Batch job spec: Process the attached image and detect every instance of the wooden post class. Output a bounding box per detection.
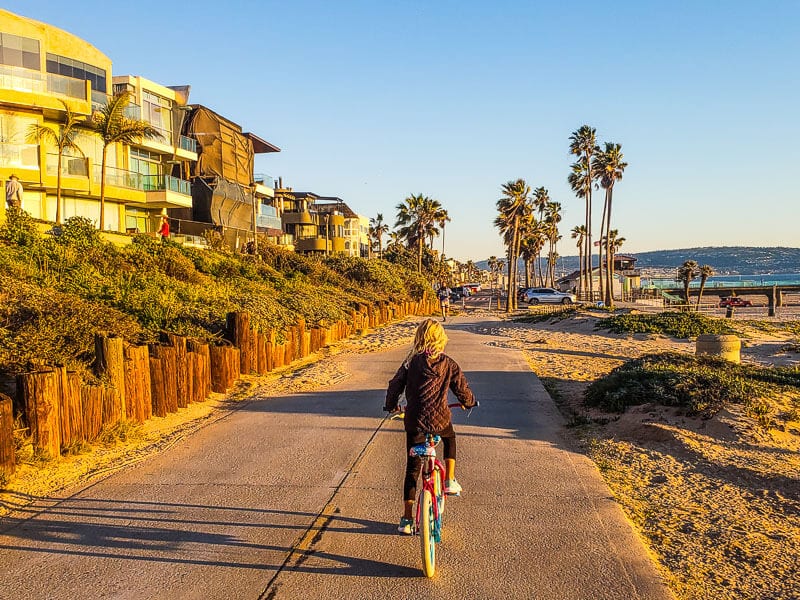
[94,333,126,421]
[80,384,103,440]
[19,370,61,459]
[187,340,211,401]
[210,344,239,393]
[0,393,15,477]
[102,387,122,428]
[58,367,84,447]
[255,332,267,374]
[150,344,178,413]
[162,334,189,408]
[296,319,306,358]
[226,311,252,375]
[265,330,275,372]
[149,356,167,417]
[124,345,152,423]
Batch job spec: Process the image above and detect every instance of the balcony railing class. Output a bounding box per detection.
[46,153,88,177]
[0,143,39,169]
[0,65,88,101]
[93,164,141,190]
[254,173,274,188]
[179,135,197,153]
[142,174,191,196]
[257,214,282,230]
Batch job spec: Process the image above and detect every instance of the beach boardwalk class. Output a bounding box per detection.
[0,314,673,600]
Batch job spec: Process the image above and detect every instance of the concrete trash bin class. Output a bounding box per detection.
[696,334,741,363]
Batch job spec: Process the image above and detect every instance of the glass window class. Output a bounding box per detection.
[0,33,40,69]
[45,53,106,92]
[142,90,171,139]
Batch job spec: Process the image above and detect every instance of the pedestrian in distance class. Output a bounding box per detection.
[384,319,477,534]
[5,174,23,210]
[436,283,451,322]
[158,215,170,241]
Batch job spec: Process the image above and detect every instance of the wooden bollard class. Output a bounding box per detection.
[58,367,84,447]
[226,311,252,375]
[210,345,240,392]
[284,333,293,366]
[187,340,211,401]
[162,334,189,408]
[81,384,103,440]
[0,393,16,476]
[150,344,178,413]
[124,345,152,423]
[255,332,267,374]
[296,319,306,359]
[266,331,275,372]
[19,370,61,459]
[101,386,122,428]
[273,343,285,369]
[302,332,311,357]
[149,357,168,417]
[94,333,126,423]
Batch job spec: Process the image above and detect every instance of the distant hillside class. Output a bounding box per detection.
[475,247,800,275]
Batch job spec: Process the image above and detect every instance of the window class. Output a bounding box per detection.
[0,33,40,70]
[125,208,150,233]
[142,90,171,139]
[45,53,106,92]
[130,148,161,190]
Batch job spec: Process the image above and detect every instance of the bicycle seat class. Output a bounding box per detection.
[409,444,436,457]
[409,435,441,457]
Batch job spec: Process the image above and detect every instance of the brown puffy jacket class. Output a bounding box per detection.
[385,352,476,433]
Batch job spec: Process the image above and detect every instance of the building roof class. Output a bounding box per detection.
[245,132,281,153]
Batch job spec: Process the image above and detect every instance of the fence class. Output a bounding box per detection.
[0,298,437,476]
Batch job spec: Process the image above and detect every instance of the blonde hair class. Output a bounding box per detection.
[404,319,448,366]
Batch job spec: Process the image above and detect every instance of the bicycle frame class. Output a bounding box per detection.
[413,435,446,539]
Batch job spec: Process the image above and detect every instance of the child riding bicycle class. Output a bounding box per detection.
[384,319,477,534]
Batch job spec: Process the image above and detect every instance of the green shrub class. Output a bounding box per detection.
[596,311,733,338]
[585,352,800,417]
[0,208,39,247]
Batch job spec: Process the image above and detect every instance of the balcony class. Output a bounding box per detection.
[254,173,274,188]
[0,65,88,101]
[257,214,283,231]
[282,211,315,225]
[46,153,89,177]
[179,135,197,153]
[142,174,193,209]
[295,237,329,253]
[93,164,142,190]
[0,143,39,170]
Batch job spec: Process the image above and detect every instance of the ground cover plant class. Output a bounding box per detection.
[585,352,800,421]
[595,311,734,338]
[0,211,429,386]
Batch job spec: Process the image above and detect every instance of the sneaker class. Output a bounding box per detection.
[444,479,462,496]
[397,517,414,535]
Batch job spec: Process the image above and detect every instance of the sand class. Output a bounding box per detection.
[2,304,798,600]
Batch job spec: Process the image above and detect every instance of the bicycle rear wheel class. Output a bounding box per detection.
[419,490,436,577]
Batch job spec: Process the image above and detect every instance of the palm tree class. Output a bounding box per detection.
[495,179,531,312]
[696,264,715,309]
[678,260,699,306]
[487,256,499,292]
[90,91,162,230]
[369,213,390,259]
[571,225,586,295]
[594,142,628,307]
[437,209,451,260]
[531,187,550,286]
[606,229,626,304]
[569,126,599,299]
[544,201,562,286]
[395,194,430,272]
[26,100,84,225]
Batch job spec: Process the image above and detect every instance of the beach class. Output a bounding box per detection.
[2,304,798,600]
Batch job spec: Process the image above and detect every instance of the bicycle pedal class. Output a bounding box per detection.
[445,491,461,497]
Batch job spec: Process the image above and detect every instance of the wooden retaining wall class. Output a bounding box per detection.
[8,298,437,461]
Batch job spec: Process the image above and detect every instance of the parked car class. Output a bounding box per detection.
[522,287,577,305]
[465,283,481,294]
[719,296,752,308]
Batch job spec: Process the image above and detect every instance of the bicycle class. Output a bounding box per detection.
[392,401,478,577]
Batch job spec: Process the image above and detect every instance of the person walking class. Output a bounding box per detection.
[5,174,23,210]
[158,215,170,241]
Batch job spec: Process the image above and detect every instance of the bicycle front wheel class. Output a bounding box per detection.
[419,489,436,578]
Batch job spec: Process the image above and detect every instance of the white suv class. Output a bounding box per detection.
[522,287,576,305]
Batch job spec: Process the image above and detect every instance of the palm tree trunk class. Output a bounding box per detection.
[56,151,63,225]
[417,234,423,273]
[598,191,607,303]
[605,192,614,307]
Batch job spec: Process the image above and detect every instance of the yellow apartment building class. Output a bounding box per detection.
[0,9,196,235]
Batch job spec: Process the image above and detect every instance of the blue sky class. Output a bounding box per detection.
[7,1,799,261]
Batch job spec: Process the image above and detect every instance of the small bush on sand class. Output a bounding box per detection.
[596,312,733,338]
[585,352,800,418]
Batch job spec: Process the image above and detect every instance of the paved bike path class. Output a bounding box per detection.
[0,314,674,599]
[264,317,674,600]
